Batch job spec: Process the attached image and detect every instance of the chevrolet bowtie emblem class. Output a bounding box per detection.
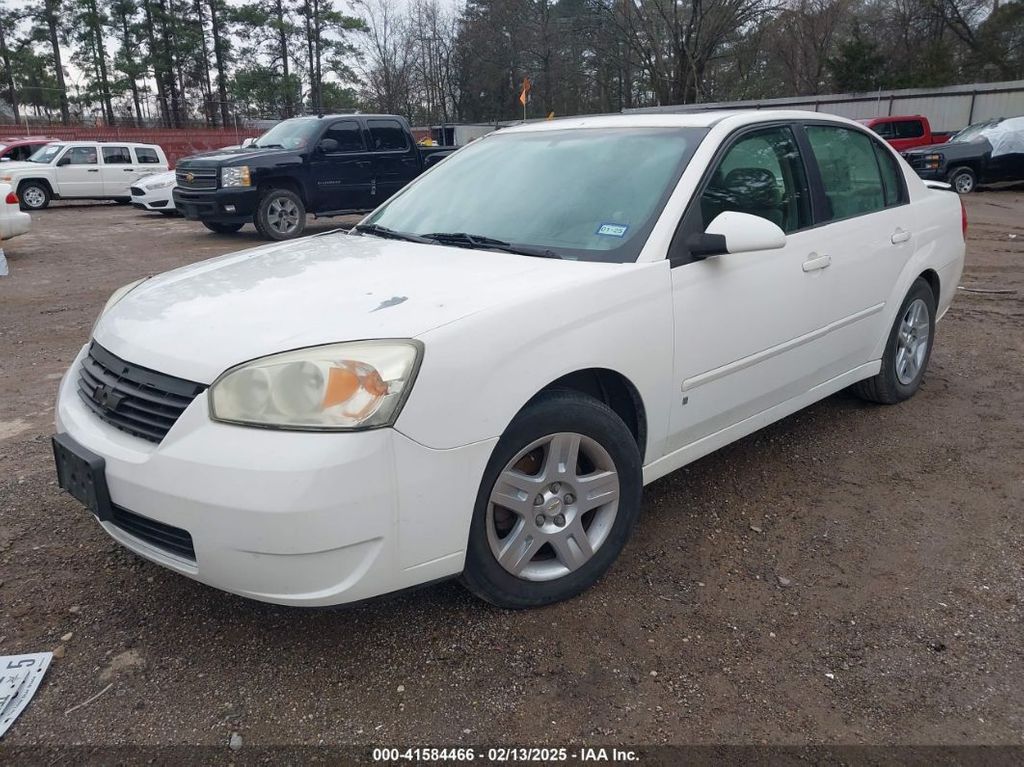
[185,172,195,183]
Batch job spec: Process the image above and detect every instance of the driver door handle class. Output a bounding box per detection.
[802,254,831,272]
[891,228,911,244]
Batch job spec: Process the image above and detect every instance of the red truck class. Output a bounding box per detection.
[857,116,955,151]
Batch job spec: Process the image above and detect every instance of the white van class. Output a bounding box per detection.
[0,142,169,210]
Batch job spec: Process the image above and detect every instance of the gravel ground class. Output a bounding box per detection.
[0,197,1021,749]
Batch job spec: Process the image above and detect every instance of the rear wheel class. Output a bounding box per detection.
[18,181,50,210]
[255,189,306,240]
[948,166,976,194]
[202,221,244,234]
[462,391,642,609]
[855,278,936,404]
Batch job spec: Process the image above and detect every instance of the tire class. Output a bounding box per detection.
[461,390,642,609]
[255,189,306,240]
[114,197,131,205]
[948,166,976,194]
[202,221,244,234]
[159,210,179,217]
[855,278,937,404]
[18,181,50,211]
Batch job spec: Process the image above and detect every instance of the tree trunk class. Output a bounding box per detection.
[44,0,71,124]
[207,0,231,126]
[0,22,20,124]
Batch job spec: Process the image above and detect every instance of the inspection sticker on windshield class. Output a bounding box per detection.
[596,223,629,238]
[0,653,52,738]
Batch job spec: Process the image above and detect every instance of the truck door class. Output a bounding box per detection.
[309,119,375,212]
[100,146,139,197]
[367,118,419,202]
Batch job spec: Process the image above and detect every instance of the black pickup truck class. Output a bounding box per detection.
[902,117,1024,194]
[173,114,453,240]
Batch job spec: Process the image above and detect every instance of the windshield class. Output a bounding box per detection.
[366,127,707,263]
[29,144,63,163]
[949,121,999,144]
[253,119,321,149]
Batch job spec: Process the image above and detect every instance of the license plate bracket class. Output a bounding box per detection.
[52,433,113,521]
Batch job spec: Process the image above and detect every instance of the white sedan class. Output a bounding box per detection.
[52,111,965,608]
[130,170,178,215]
[0,182,31,241]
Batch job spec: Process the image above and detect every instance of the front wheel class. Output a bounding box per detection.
[202,221,244,234]
[255,189,306,240]
[19,182,50,211]
[948,166,976,194]
[855,278,936,404]
[462,391,642,609]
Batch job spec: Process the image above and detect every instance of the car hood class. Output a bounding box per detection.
[0,160,47,175]
[94,232,625,383]
[177,147,300,167]
[138,170,177,189]
[904,140,986,156]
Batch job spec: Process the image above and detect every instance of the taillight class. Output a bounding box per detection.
[4,191,17,205]
[961,198,968,238]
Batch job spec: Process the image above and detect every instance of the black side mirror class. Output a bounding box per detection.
[319,138,339,153]
[685,233,728,260]
[57,156,71,166]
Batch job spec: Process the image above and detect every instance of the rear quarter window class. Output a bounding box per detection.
[134,147,161,164]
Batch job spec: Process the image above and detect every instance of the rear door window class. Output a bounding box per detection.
[894,120,925,139]
[323,120,366,152]
[102,146,133,164]
[872,141,907,207]
[805,126,887,220]
[367,119,409,152]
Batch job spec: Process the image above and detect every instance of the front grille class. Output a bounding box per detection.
[129,186,145,196]
[175,166,218,190]
[111,505,196,560]
[76,342,206,443]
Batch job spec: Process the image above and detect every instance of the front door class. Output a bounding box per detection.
[99,145,139,197]
[667,125,831,452]
[309,119,375,212]
[55,146,104,197]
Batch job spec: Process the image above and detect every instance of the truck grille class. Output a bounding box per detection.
[112,504,196,561]
[175,166,218,190]
[76,342,206,444]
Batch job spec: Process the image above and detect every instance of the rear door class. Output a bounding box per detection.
[367,118,419,202]
[309,118,375,211]
[99,145,138,196]
[54,146,104,197]
[799,122,913,369]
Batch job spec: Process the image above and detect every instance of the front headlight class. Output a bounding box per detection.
[209,340,423,431]
[147,178,175,190]
[925,153,942,169]
[221,166,251,187]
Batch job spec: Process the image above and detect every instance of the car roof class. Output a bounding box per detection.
[501,109,865,134]
[47,141,162,148]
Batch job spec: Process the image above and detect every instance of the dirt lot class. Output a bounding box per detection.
[0,198,1021,750]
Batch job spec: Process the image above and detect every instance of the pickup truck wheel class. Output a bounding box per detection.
[948,167,976,194]
[202,221,244,234]
[462,391,642,609]
[855,278,936,404]
[256,190,306,240]
[18,182,50,211]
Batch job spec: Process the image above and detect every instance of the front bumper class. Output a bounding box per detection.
[55,345,495,606]
[173,187,259,223]
[130,191,174,211]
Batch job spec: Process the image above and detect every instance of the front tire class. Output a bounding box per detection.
[18,181,50,210]
[462,391,642,609]
[202,221,244,234]
[948,166,976,194]
[855,278,936,404]
[255,189,306,240]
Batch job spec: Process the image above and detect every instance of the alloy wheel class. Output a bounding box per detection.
[267,197,301,235]
[895,298,930,385]
[486,432,620,582]
[954,173,974,194]
[22,187,45,208]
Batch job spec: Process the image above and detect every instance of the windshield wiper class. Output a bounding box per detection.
[254,143,285,149]
[422,232,562,259]
[353,223,435,244]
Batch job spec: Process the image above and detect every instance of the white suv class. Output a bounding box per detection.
[0,142,169,210]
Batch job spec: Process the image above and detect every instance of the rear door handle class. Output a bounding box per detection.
[123,168,136,172]
[802,254,831,272]
[891,228,911,244]
[87,169,99,173]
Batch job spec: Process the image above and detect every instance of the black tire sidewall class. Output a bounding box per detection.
[19,182,49,210]
[880,279,937,400]
[462,391,642,609]
[203,221,243,234]
[256,189,306,240]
